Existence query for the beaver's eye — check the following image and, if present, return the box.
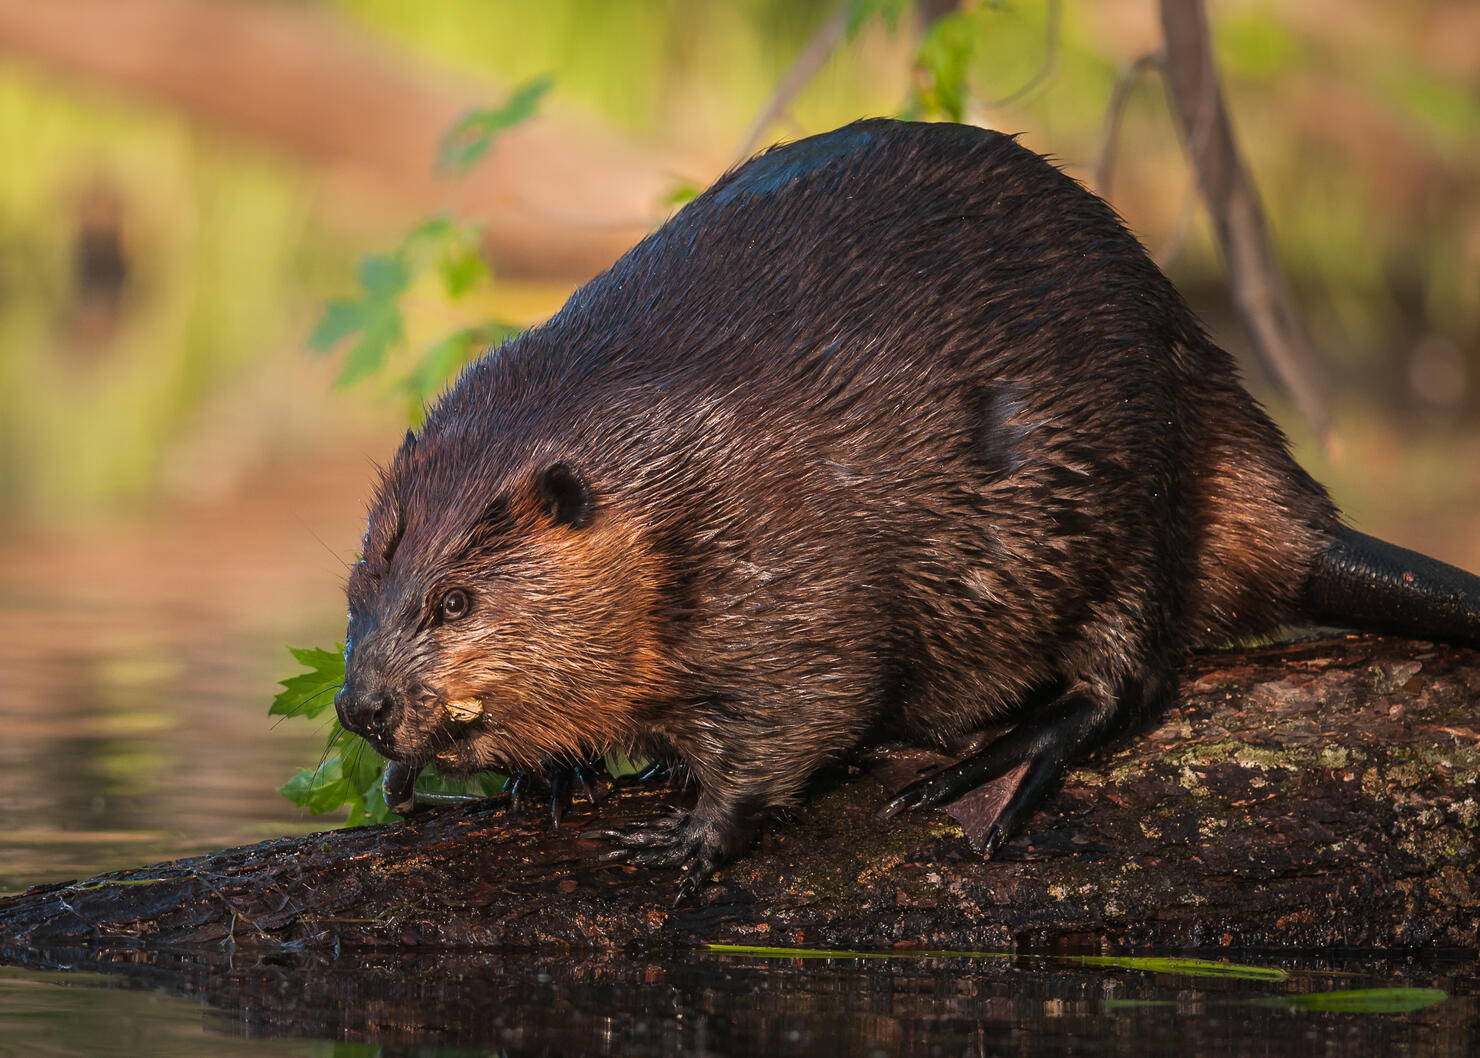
[440,589,471,622]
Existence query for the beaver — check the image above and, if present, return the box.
[335,118,1480,892]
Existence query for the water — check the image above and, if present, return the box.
[1,448,1477,1057]
[0,454,365,892]
[0,948,1474,1057]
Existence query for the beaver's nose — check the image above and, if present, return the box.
[335,684,395,738]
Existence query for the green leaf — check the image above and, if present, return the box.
[1073,956,1287,982]
[275,657,405,820]
[362,777,402,824]
[705,943,1012,960]
[604,752,647,778]
[394,215,488,299]
[289,644,344,670]
[279,758,356,815]
[846,0,912,38]
[270,671,338,719]
[405,328,479,402]
[913,11,976,123]
[403,322,520,404]
[271,644,345,718]
[335,301,403,389]
[1256,988,1448,1015]
[1102,999,1179,1011]
[343,736,387,792]
[278,767,320,808]
[307,298,368,353]
[400,215,456,251]
[438,75,553,173]
[307,763,355,815]
[439,242,488,299]
[357,253,409,300]
[662,182,703,208]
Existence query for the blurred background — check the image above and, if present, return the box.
[0,0,1475,890]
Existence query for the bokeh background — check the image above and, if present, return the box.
[0,0,1475,890]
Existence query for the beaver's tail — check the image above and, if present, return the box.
[1303,526,1480,648]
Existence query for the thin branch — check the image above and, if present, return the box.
[1158,0,1333,450]
[1151,176,1199,269]
[736,3,850,160]
[983,0,1062,109]
[1094,50,1161,199]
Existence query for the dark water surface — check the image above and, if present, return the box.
[0,947,1476,1057]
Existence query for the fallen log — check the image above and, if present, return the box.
[2,635,1477,958]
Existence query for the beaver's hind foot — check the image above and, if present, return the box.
[882,685,1125,856]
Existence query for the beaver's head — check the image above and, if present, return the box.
[334,427,665,777]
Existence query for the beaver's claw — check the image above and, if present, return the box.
[504,758,605,826]
[584,815,726,903]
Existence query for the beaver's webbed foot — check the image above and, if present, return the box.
[587,806,747,901]
[881,684,1124,856]
[503,757,605,826]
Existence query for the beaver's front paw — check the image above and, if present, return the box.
[503,758,605,825]
[586,812,731,902]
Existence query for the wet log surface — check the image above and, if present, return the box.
[2,635,1478,962]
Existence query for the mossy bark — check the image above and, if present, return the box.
[2,635,1477,957]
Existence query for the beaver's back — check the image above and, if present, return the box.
[421,119,1334,739]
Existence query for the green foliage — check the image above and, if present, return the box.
[909,11,978,122]
[845,0,912,39]
[305,212,503,401]
[270,644,345,721]
[661,181,704,208]
[1255,988,1448,1015]
[848,1,1007,124]
[304,77,555,412]
[280,79,551,823]
[438,75,553,172]
[272,644,398,825]
[705,947,1447,1015]
[273,644,506,825]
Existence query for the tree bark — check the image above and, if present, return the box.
[2,636,1477,961]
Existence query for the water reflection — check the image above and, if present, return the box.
[0,453,374,892]
[0,948,1473,1057]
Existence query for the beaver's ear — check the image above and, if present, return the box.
[534,462,593,530]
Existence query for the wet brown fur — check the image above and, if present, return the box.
[335,119,1446,880]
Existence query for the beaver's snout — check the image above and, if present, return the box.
[334,681,401,744]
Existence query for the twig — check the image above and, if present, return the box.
[1152,174,1199,269]
[1157,0,1332,451]
[1094,51,1161,199]
[983,0,1062,109]
[736,3,850,160]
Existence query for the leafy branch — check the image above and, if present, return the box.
[278,77,552,822]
